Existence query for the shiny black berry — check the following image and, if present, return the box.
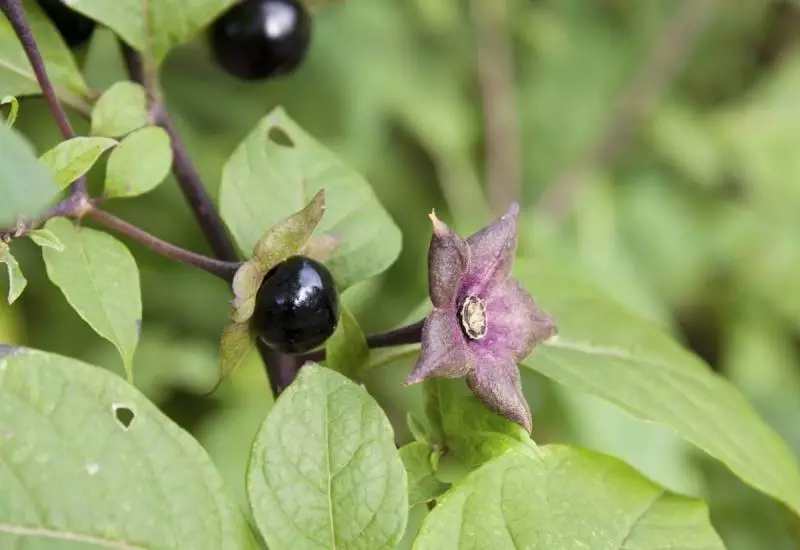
[251,255,338,354]
[209,0,311,81]
[37,0,96,48]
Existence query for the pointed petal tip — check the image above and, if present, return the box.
[428,209,451,238]
[506,202,520,218]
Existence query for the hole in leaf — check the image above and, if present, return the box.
[268,126,294,148]
[112,404,135,429]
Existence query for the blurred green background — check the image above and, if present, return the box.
[5,0,800,547]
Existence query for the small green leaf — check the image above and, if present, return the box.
[1,95,19,126]
[105,126,172,198]
[325,306,368,379]
[91,81,149,137]
[220,108,402,289]
[67,0,233,64]
[39,137,118,190]
[247,365,408,550]
[0,1,89,111]
[0,346,257,549]
[0,243,26,304]
[413,446,724,550]
[42,218,141,379]
[400,442,447,508]
[424,378,532,479]
[0,125,59,227]
[28,228,64,251]
[219,321,253,382]
[518,260,800,515]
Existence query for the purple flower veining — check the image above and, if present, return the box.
[404,204,557,432]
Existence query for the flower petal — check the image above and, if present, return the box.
[483,278,557,362]
[463,203,519,296]
[466,351,532,432]
[428,211,470,308]
[404,308,473,385]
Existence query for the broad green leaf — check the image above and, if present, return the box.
[0,244,26,304]
[247,365,408,550]
[0,125,59,226]
[67,0,233,63]
[0,1,89,111]
[413,446,724,550]
[91,81,149,137]
[39,136,118,190]
[28,228,63,251]
[424,378,532,479]
[400,442,446,508]
[42,218,141,378]
[518,260,800,515]
[0,346,257,548]
[105,126,172,198]
[325,306,368,379]
[1,95,19,125]
[220,108,402,289]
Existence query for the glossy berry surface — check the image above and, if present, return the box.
[37,0,96,48]
[251,255,339,354]
[209,0,312,81]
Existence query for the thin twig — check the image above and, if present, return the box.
[536,0,717,220]
[86,209,240,281]
[471,0,521,215]
[300,320,425,363]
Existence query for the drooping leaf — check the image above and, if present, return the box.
[0,124,59,227]
[67,0,233,63]
[91,81,149,137]
[105,126,172,198]
[0,1,89,111]
[247,365,408,550]
[0,243,26,304]
[325,305,368,379]
[219,321,252,382]
[517,259,800,515]
[28,228,63,251]
[220,108,402,289]
[39,136,118,190]
[42,218,141,379]
[0,346,257,549]
[1,95,19,126]
[400,442,447,508]
[413,446,724,550]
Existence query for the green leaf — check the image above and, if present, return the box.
[42,218,141,379]
[219,321,253,383]
[518,259,800,515]
[67,0,233,64]
[39,136,118,190]
[0,346,257,548]
[28,228,63,251]
[424,378,532,479]
[0,125,59,227]
[247,365,408,550]
[91,81,149,137]
[413,446,724,550]
[400,442,446,508]
[325,305,368,379]
[105,126,172,198]
[0,1,89,111]
[0,243,26,304]
[1,95,19,126]
[220,107,402,289]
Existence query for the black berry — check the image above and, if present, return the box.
[209,0,311,81]
[37,0,96,48]
[251,255,339,354]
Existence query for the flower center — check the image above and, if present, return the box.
[460,295,487,340]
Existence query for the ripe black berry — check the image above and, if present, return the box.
[36,0,96,48]
[251,255,339,354]
[209,0,311,81]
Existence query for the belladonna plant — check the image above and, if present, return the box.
[404,203,557,432]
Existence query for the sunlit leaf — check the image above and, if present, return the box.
[105,126,172,198]
[91,81,149,137]
[39,136,117,190]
